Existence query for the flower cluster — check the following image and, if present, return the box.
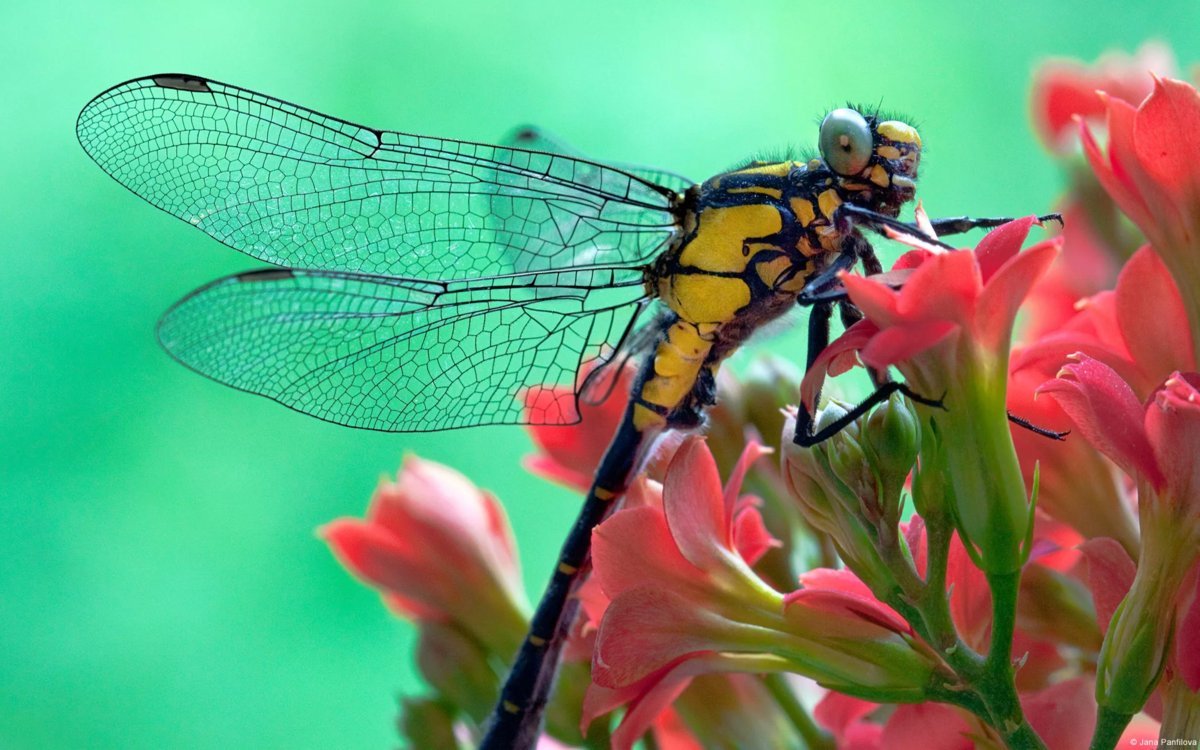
[323,46,1200,750]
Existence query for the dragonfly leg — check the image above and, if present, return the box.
[930,213,1063,237]
[796,240,861,308]
[791,299,834,445]
[794,381,947,447]
[1006,410,1069,441]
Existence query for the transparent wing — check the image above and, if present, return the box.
[501,125,695,195]
[78,74,680,279]
[157,267,648,431]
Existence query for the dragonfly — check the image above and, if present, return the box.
[77,74,1050,749]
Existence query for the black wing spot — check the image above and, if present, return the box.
[237,268,295,283]
[153,75,212,93]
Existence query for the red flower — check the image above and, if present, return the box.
[1014,245,1195,399]
[522,362,638,493]
[1081,77,1200,345]
[1039,359,1200,499]
[322,456,528,655]
[1007,366,1139,554]
[1031,42,1174,150]
[584,438,939,745]
[802,217,1059,573]
[1041,362,1200,714]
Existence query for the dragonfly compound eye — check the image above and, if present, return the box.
[819,108,873,177]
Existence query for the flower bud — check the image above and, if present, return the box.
[742,355,805,451]
[416,622,500,722]
[398,698,462,750]
[1097,594,1169,715]
[861,393,920,517]
[782,586,936,701]
[782,409,895,595]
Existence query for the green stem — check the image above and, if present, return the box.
[1088,705,1133,750]
[981,570,1046,750]
[763,673,835,750]
[919,513,964,652]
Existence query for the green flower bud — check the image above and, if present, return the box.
[742,355,805,451]
[399,697,463,750]
[416,622,499,722]
[861,393,920,519]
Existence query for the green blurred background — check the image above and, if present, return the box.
[1,1,1195,747]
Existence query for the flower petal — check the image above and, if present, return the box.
[892,250,980,324]
[1173,561,1200,691]
[1080,537,1136,632]
[815,691,879,739]
[1115,247,1196,383]
[663,437,734,565]
[731,499,779,566]
[974,216,1035,282]
[722,441,772,521]
[974,237,1060,352]
[1022,677,1096,750]
[1081,101,1151,234]
[880,703,973,750]
[800,320,878,410]
[1038,355,1164,487]
[859,321,956,369]
[1145,372,1200,503]
[593,505,702,599]
[592,586,742,688]
[1133,78,1200,206]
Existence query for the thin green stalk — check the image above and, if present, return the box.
[1088,706,1133,750]
[762,673,835,750]
[981,570,1046,750]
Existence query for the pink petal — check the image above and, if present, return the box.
[881,703,973,750]
[1173,560,1200,691]
[893,250,980,323]
[798,567,876,599]
[1037,355,1165,487]
[1096,94,1159,228]
[1120,714,1163,745]
[814,691,879,736]
[322,520,457,620]
[1116,247,1196,382]
[722,441,772,522]
[1133,78,1200,203]
[593,506,703,598]
[893,249,932,271]
[974,238,1060,352]
[784,588,909,638]
[974,216,1035,282]
[1145,372,1200,503]
[1080,537,1137,632]
[522,454,593,493]
[841,273,903,326]
[859,320,956,369]
[610,659,705,750]
[800,320,878,409]
[592,586,733,688]
[663,438,734,564]
[731,500,780,566]
[1022,677,1096,750]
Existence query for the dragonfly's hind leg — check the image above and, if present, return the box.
[791,236,945,446]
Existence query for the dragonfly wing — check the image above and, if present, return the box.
[78,75,679,279]
[501,125,694,195]
[158,267,648,431]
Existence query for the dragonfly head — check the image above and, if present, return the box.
[818,107,921,217]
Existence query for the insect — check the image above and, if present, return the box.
[77,74,1051,749]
